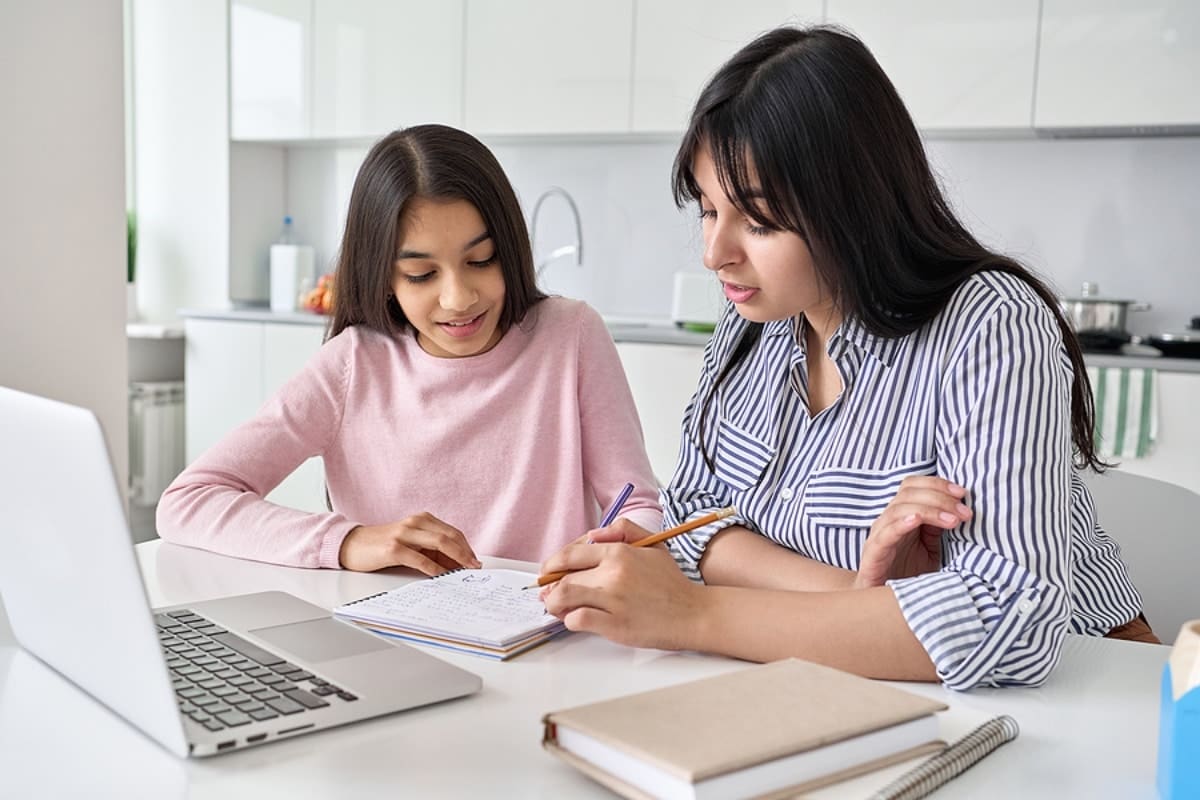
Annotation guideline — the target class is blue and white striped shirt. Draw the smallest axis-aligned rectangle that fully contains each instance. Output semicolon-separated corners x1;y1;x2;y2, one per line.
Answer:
664;271;1144;690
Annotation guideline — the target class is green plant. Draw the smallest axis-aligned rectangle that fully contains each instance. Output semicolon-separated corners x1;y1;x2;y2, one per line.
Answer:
126;209;137;283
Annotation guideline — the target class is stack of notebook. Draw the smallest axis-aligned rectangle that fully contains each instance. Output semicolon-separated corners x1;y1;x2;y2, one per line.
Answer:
334;568;565;660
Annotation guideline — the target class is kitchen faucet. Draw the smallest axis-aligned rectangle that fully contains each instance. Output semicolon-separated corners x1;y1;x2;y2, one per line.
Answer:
529;186;584;278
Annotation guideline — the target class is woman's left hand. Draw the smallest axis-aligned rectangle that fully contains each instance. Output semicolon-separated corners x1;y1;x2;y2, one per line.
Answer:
855;476;972;589
538;541;705;650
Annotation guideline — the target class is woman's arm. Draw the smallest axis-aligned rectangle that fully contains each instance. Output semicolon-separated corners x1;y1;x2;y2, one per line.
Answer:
700;526;856;591
541;542;936;680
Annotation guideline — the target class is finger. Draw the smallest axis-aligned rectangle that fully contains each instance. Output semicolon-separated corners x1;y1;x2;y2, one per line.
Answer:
399;520;481;569
390;547;448;577
542;576;612;618
562;606;614;636
608;518;654;544
892;487;973;518
587;526;625;544
898;476;969;499
882;498;972;528
541;540;616;575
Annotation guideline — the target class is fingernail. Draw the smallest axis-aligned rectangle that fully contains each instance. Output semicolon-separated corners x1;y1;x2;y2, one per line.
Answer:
905;513;920;523
939;511;957;524
956;503;971;517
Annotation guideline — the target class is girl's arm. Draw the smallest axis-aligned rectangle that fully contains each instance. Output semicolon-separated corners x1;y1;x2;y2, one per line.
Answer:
574;305;662;531
699;526;856;591
155;333;359;568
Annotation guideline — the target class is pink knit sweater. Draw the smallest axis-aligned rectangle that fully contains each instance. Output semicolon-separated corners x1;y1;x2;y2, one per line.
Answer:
157;298;662;567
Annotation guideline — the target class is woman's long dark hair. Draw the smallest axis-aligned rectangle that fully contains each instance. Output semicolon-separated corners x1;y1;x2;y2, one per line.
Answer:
672;26;1103;471
329;124;546;341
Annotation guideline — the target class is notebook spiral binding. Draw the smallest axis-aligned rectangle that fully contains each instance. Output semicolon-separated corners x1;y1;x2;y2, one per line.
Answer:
868;715;1019;800
341;590;389;606
342;568;468;606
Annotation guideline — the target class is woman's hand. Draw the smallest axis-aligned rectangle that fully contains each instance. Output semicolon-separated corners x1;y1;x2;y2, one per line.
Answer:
855;477;972;589
339;512;481;575
538;540;706;651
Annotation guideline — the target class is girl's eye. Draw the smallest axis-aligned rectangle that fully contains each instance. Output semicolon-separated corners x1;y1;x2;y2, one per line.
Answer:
467;255;498;268
698;208;716;221
746;223;773;237
403;272;434;284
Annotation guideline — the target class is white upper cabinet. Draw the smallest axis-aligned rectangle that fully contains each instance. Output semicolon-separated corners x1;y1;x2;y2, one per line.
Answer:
825;0;1040;130
231;0;313;140
1035;0;1200;128
631;2;824;133
311;0;463;139
464;0;634;134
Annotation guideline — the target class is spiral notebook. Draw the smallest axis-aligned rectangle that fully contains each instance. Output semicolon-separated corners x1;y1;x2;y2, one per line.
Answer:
334;568;566;661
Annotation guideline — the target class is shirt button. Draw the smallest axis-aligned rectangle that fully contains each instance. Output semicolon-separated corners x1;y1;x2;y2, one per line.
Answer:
1018;598;1036;614
780;487;795;501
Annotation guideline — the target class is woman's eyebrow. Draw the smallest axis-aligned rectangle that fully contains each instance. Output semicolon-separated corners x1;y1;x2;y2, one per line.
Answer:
395;231;491;260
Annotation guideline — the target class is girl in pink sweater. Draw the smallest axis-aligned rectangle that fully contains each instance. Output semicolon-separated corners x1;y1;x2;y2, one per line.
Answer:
157;125;661;573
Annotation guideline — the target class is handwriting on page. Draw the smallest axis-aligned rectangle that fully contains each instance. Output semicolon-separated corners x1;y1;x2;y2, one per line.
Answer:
369;570;552;632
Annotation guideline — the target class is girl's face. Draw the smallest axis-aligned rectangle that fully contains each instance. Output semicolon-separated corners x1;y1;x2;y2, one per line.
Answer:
693;147;834;326
393;197;506;358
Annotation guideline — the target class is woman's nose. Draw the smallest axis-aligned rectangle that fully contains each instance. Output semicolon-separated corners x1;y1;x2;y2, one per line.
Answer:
702;219;737;272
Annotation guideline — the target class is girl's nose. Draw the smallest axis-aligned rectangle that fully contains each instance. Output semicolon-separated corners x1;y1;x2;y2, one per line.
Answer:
440;273;477;312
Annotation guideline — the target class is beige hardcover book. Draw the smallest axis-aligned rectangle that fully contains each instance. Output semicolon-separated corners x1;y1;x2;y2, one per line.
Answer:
542;659;947;800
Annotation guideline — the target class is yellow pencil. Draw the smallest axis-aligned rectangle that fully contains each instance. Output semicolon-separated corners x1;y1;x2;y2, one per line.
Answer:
530;506;737;588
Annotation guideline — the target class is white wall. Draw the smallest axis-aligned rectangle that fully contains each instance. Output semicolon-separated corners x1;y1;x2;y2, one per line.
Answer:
278;134;1200;330
0;2;129;495
131;0;229;322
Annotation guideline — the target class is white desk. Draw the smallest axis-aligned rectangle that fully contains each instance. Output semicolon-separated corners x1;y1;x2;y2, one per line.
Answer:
0;541;1170;799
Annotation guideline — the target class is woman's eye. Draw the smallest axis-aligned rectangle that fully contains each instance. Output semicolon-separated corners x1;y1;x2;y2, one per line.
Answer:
403;272;434;284
698;208;716;221
467;255;498;268
746;223;773;237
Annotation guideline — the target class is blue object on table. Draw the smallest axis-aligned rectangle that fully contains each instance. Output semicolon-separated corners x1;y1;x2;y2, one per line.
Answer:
1158;661;1200;799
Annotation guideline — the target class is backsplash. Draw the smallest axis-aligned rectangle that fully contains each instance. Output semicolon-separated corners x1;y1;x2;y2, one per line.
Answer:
279;134;1200;334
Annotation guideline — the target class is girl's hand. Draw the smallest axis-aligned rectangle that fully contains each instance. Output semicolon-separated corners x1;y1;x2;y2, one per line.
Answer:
539;518;659;567
855;477;972;590
339;512;481;575
538;541;705;650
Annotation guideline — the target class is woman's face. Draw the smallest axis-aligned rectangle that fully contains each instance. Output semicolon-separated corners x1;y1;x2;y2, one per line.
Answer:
392;197;506;358
693;147;834;325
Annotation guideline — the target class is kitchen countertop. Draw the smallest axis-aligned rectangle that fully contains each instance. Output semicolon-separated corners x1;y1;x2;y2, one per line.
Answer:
177;308;1200;372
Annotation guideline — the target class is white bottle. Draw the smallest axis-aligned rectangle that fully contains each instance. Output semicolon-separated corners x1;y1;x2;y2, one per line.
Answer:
270;216;316;312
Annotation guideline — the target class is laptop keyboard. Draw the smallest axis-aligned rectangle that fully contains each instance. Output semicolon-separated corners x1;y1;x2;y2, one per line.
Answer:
156;609;358;733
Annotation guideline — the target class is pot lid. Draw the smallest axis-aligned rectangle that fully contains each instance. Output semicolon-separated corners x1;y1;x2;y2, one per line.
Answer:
1060;282;1137;304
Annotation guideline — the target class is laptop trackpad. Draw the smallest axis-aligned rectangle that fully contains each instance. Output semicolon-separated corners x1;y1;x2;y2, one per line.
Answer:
251;618;393;663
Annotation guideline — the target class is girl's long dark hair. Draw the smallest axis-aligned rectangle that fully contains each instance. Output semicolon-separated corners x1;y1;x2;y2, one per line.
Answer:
672;26;1103;471
329;124;546;341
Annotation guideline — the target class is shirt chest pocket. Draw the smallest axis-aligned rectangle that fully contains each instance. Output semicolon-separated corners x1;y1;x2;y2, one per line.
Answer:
803;458;938;529
713;418;776;491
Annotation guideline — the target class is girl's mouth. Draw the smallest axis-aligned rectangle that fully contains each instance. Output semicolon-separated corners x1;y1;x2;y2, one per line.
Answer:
438;311;486;338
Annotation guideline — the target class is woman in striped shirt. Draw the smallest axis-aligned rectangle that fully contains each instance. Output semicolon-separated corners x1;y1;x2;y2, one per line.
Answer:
540;26;1156;689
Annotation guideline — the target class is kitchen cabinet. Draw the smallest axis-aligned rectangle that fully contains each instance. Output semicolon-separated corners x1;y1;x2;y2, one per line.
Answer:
311;0;463;138
184;317;327;512
1035;0;1200;128
631;1;824;133
825;0;1040;130
463;0;635;134
615;342;704;484
230;0;313;140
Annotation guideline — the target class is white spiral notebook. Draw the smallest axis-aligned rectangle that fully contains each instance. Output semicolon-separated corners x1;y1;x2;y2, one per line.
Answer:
334;568;566;660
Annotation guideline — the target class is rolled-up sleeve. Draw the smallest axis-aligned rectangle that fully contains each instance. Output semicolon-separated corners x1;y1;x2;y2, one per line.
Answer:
888;297;1074;689
662;323;751;581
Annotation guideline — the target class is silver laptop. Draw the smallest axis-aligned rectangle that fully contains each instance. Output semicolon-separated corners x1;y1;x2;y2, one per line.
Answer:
0;386;481;757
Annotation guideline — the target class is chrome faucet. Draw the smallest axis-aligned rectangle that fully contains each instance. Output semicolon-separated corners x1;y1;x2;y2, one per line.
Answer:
529;186;584;278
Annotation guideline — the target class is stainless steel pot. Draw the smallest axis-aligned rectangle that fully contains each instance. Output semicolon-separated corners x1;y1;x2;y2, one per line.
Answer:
1059;282;1150;335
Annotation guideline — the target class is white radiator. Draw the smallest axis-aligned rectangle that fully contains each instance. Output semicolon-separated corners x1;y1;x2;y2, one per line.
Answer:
129;380;186;507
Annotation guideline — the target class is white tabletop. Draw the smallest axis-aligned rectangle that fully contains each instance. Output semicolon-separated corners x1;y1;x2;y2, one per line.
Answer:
0;540;1170;799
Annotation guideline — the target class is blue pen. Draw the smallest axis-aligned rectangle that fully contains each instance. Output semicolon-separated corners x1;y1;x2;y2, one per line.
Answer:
599;482;635;528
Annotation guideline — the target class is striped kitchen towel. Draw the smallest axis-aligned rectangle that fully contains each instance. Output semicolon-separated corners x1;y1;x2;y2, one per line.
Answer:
1087;367;1158;459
